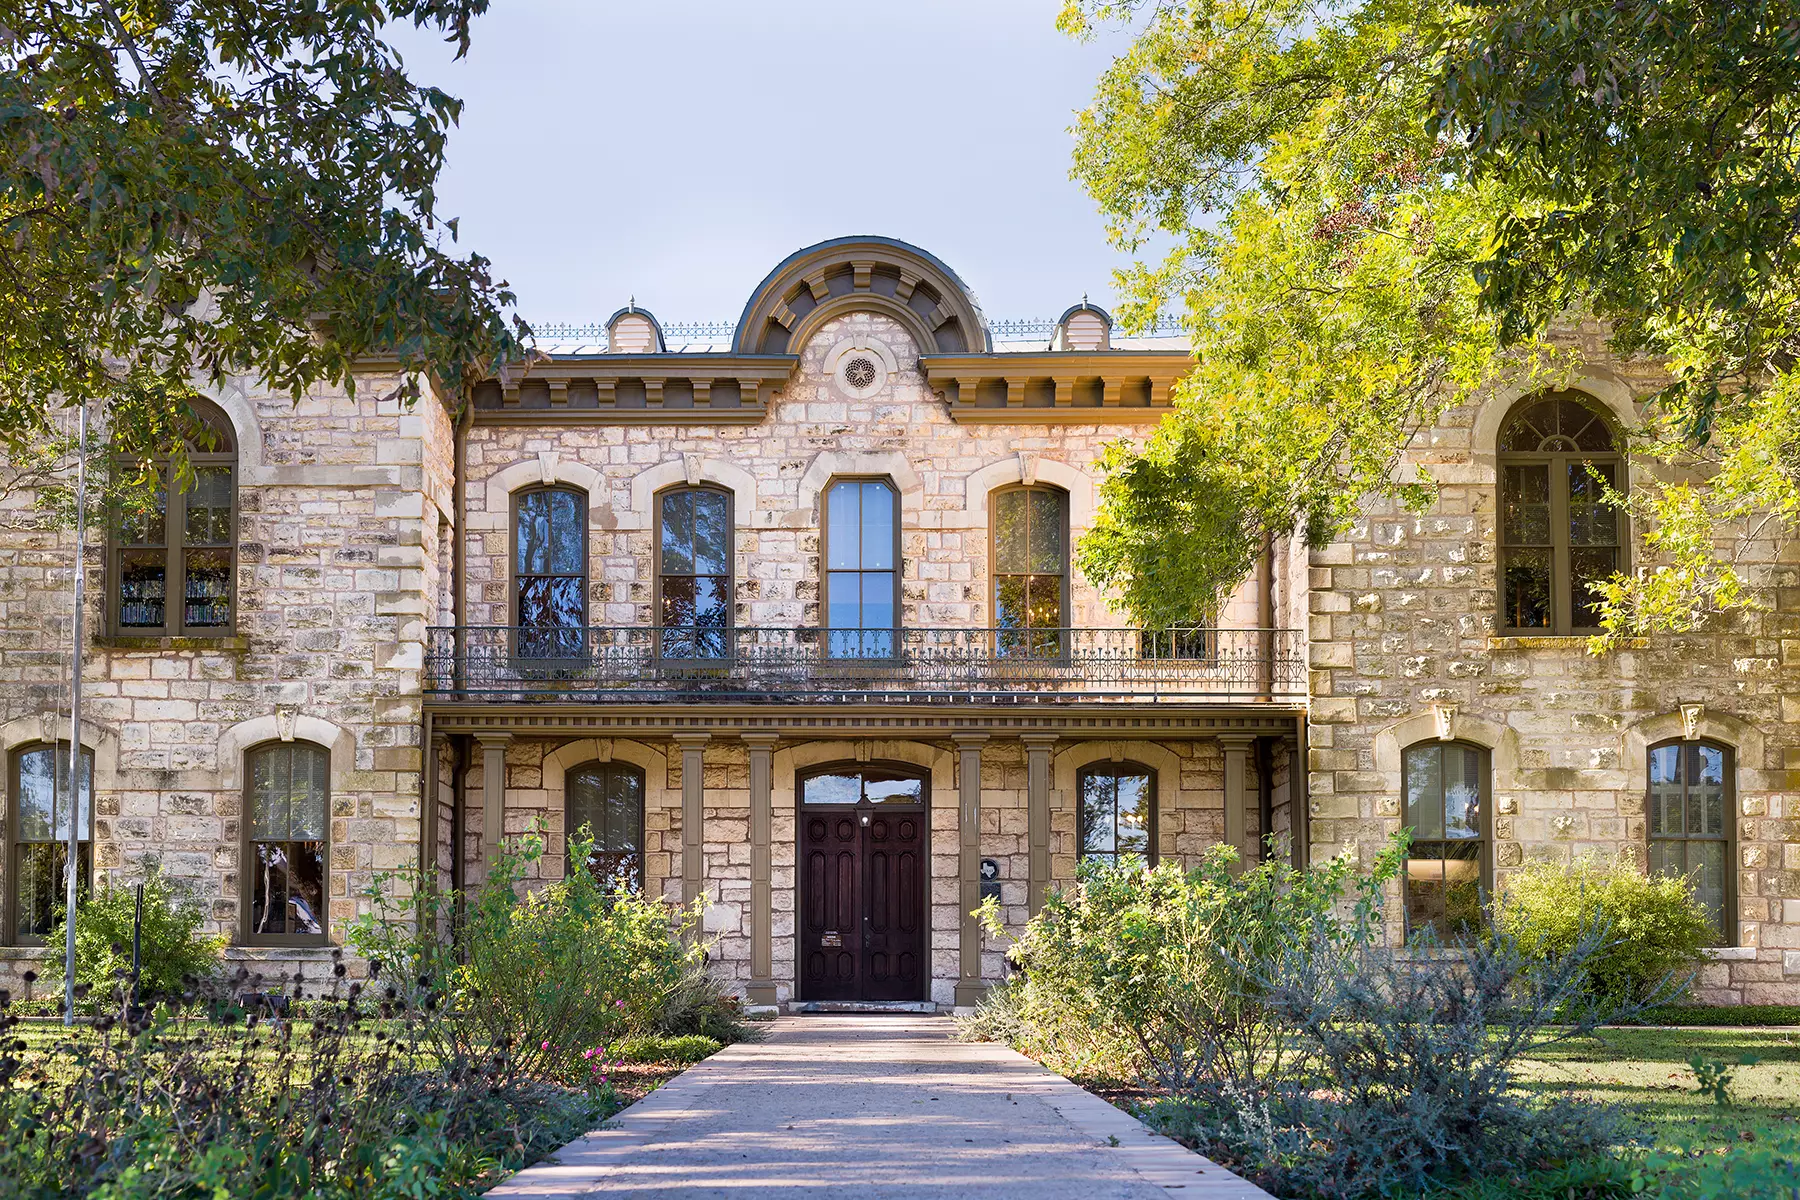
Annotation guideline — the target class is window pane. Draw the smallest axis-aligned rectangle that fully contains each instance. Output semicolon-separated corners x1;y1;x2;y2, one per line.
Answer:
692;491;730;577
119;481;167;546
691;576;728;626
1568;462;1617;546
864;775;923;804
568;768;604;842
604;768;642;854
1501;464;1551;545
827;483;860;570
861;573;895;630
1647;744;1682;837
859;483;894;570
184;548;232;628
519;576;584;628
1027;490;1064;573
1502;548;1551;628
548;491;583;573
1695;745;1728;837
827;572;861;628
16;747;55;841
1115;772;1151;861
1404;745;1444;840
993;491;1026;572
517;491;551;575
1692;840;1727;941
1026;575;1063;630
15;843;89;941
251;841;325;936
661;574;697;628
1406;841;1482;943
517;490;583;576
183;467;233;545
119;550;167;628
250;744;327;842
1443;747;1482;840
802;773;862;805
660;491;695;575
1081;772;1115;854
995;576;1027;630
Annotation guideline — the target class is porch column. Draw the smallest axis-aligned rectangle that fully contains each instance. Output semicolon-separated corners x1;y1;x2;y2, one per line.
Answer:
674;734;710;906
1023;735;1056;914
1219;733;1255;872
954;734;987;1009
742;733;779;1008
476;732;511;882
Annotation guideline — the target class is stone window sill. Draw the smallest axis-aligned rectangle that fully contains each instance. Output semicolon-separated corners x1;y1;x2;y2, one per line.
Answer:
1701;946;1757;962
1486;635;1648;651
95;635;249;652
0;946;56;960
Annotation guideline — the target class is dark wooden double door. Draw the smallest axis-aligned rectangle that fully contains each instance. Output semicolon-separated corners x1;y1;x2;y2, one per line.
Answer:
798;768;927;1002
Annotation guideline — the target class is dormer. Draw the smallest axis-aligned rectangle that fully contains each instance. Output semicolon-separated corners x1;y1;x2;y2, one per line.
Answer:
1050;300;1112;351
607;304;666;353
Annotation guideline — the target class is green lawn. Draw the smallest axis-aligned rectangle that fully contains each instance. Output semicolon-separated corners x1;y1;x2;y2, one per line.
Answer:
1516;1027;1800;1150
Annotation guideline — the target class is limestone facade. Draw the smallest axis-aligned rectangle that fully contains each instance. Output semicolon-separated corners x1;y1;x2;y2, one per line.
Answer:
0;237;1792;1006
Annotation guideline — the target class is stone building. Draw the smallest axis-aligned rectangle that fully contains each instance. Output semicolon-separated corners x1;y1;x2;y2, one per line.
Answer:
0;236;1792;1006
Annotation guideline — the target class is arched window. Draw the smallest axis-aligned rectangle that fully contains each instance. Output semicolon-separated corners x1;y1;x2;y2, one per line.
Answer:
8;741;91;945
992;485;1069;656
1078;762;1156;869
1497;391;1623;634
1402;741;1489;943
657;486;732;659
566;761;645;893
244;741;329;945
1647;739;1734;945
824;478;898;658
110;398;237;636
513;486;586;655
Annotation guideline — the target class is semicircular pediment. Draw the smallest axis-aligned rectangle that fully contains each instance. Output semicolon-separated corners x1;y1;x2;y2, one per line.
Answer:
732;236;990;356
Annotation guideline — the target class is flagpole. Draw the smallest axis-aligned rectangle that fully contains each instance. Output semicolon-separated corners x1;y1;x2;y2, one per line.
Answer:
64;401;88;1027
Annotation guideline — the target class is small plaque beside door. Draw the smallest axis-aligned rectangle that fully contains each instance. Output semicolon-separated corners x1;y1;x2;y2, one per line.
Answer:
979;858;1003;903
820;930;843;948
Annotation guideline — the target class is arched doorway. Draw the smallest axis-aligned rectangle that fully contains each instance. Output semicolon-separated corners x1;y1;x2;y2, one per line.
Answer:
796;765;928;1002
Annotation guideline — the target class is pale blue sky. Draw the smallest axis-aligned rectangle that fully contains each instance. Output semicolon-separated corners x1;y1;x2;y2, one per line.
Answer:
396;1;1134;326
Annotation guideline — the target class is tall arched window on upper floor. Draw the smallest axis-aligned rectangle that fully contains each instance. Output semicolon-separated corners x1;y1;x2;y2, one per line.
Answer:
824;478;898;658
657;486;732;659
513;486;586;656
1078;762;1156;869
110;397;237;637
992;485;1068;657
1647;739;1734;945
8;741;91;945
1402;740;1489;943
566;761;645;893
1497;391;1623;634
243;740;330;945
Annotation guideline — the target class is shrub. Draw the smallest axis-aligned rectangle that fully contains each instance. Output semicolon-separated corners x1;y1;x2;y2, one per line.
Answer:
1493;857;1714;1008
47;864;225;1002
349;822;744;1082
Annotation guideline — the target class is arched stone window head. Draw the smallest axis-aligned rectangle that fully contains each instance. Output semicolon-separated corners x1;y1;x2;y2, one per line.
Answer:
1497;391;1623;634
1401;740;1490;944
109;396;237;636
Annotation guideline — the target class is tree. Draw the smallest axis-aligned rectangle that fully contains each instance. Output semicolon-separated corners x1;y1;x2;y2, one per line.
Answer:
1432;0;1800;634
1062;0;1527;627
0;0;522;500
1066;0;1799;640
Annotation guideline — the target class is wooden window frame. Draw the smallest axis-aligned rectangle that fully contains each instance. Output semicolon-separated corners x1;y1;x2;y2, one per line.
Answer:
564;760;647;894
820;476;902;659
240;739;332;948
1646;738;1737;947
5;741;93;947
1076;762;1159;869
510;484;589;657
653;484;734;663
106;401;238;638
989;484;1071;656
1496;393;1626;636
1400;740;1492;944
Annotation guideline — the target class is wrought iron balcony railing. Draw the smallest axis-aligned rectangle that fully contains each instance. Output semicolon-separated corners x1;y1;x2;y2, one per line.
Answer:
424;626;1305;704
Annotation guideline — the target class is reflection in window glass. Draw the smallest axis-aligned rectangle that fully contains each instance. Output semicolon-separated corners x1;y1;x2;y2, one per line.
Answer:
659;488;731;658
247;742;328;940
1079;765;1154;869
1647;740;1732;944
993;488;1067;657
1402;742;1487;943
825;480;898;658
801;769;924;806
516;488;586;655
568;763;645;893
11;744;92;943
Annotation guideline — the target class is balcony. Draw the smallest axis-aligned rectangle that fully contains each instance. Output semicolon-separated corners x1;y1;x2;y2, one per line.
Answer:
423;626;1306;705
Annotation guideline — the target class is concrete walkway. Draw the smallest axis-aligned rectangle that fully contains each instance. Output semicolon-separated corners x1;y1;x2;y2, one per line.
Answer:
487;1016;1271;1199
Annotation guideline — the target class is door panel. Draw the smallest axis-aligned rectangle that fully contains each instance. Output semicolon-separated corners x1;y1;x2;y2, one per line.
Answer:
797;777;927;1003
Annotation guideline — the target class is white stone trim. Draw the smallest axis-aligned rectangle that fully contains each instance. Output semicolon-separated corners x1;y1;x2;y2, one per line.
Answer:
773;740;956;800
217;714;356;791
953;455;1097;531
793;451;923;520
200;378;266;473
618;458;759;532
1373;709;1522;791
476;458;608;532
1436;363;1644;487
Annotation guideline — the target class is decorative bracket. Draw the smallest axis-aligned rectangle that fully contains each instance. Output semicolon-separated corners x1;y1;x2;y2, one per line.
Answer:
536;450;560;486
1680;703;1705;742
275;705;298;742
682;452;704;487
1432;702;1457;742
1018;451;1040;488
